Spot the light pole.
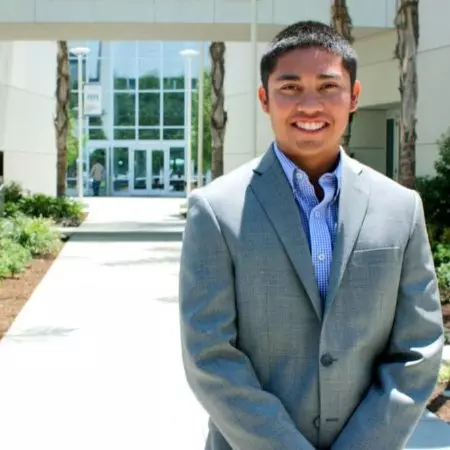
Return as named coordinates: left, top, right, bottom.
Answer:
left=180, top=48, right=199, bottom=197
left=70, top=46, right=90, bottom=199
left=197, top=43, right=205, bottom=187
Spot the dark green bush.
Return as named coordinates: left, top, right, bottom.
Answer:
left=2, top=184, right=84, bottom=226
left=3, top=181, right=23, bottom=204
left=416, top=131, right=450, bottom=237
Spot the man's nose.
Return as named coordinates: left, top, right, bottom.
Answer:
left=296, top=92, right=324, bottom=114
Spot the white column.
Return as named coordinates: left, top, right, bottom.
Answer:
left=250, top=0, right=258, bottom=158
left=77, top=54, right=84, bottom=198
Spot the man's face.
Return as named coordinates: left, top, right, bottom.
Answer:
left=258, top=46, right=360, bottom=161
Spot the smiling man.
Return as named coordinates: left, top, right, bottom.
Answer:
left=179, top=21, right=444, bottom=450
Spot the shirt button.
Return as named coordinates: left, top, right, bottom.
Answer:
left=318, top=253, right=326, bottom=261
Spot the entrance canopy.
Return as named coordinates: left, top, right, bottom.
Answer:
left=1, top=0, right=396, bottom=40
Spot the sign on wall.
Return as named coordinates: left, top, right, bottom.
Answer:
left=84, top=83, right=102, bottom=116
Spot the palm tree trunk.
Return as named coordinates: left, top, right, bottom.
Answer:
left=209, top=42, right=227, bottom=179
left=55, top=41, right=71, bottom=197
left=331, top=0, right=355, bottom=151
left=395, top=0, right=419, bottom=189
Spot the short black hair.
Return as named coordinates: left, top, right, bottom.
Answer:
left=260, top=20, right=358, bottom=91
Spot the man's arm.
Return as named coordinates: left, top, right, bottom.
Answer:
left=332, top=191, right=444, bottom=450
left=179, top=190, right=315, bottom=450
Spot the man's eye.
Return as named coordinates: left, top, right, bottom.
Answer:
left=281, top=84, right=300, bottom=92
left=322, top=83, right=339, bottom=90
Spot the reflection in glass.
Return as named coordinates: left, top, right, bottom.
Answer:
left=139, top=128, right=160, bottom=140
left=114, top=128, right=135, bottom=140
left=152, top=150, right=165, bottom=190
left=133, top=149, right=147, bottom=190
left=113, top=147, right=129, bottom=192
left=138, top=42, right=161, bottom=58
left=138, top=59, right=160, bottom=90
left=163, top=92, right=184, bottom=126
left=139, top=93, right=160, bottom=126
left=89, top=128, right=108, bottom=140
left=114, top=92, right=136, bottom=126
left=170, top=147, right=185, bottom=192
left=69, top=59, right=87, bottom=90
left=163, top=57, right=185, bottom=90
left=113, top=53, right=136, bottom=89
left=112, top=41, right=137, bottom=58
left=163, top=128, right=184, bottom=140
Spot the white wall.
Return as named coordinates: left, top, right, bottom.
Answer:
left=223, top=42, right=273, bottom=173
left=0, top=41, right=57, bottom=195
left=415, top=0, right=450, bottom=176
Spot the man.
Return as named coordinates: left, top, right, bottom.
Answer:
left=179, top=21, right=444, bottom=450
left=90, top=159, right=104, bottom=196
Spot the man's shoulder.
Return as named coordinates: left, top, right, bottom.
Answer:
left=193, top=156, right=262, bottom=205
left=357, top=159, right=416, bottom=200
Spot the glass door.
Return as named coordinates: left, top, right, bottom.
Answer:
left=87, top=147, right=107, bottom=196
left=150, top=148, right=166, bottom=193
left=112, top=147, right=130, bottom=195
left=132, top=149, right=148, bottom=192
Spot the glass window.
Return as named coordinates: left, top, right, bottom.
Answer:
left=112, top=41, right=137, bottom=58
left=138, top=128, right=160, bottom=140
left=138, top=59, right=160, bottom=90
left=113, top=50, right=136, bottom=90
left=163, top=128, right=184, bottom=140
left=163, top=92, right=184, bottom=126
left=139, top=93, right=160, bottom=126
left=114, top=92, right=136, bottom=126
left=70, top=92, right=78, bottom=112
left=114, top=128, right=136, bottom=140
left=89, top=128, right=108, bottom=140
left=138, top=42, right=161, bottom=58
left=163, top=57, right=185, bottom=90
left=69, top=59, right=86, bottom=90
left=89, top=116, right=102, bottom=126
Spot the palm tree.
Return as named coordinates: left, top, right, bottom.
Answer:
left=331, top=0, right=355, bottom=151
left=209, top=42, right=227, bottom=179
left=54, top=41, right=71, bottom=197
left=395, top=0, right=419, bottom=189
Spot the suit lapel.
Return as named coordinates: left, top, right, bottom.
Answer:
left=325, top=153, right=370, bottom=314
left=250, top=148, right=323, bottom=320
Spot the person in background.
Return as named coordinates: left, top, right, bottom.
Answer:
left=90, top=160, right=104, bottom=196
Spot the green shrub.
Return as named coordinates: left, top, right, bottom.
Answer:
left=416, top=131, right=450, bottom=234
left=3, top=181, right=23, bottom=203
left=0, top=238, right=31, bottom=279
left=4, top=192, right=84, bottom=226
left=10, top=215, right=62, bottom=257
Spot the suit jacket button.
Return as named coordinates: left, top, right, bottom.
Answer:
left=320, top=353, right=335, bottom=367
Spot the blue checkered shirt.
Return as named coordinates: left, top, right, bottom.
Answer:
left=273, top=143, right=341, bottom=303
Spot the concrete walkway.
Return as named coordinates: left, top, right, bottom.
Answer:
left=0, top=197, right=449, bottom=449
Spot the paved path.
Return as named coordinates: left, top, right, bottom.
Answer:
left=0, top=197, right=449, bottom=449
left=0, top=198, right=208, bottom=449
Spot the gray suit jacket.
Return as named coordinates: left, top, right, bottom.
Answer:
left=179, top=148, right=444, bottom=450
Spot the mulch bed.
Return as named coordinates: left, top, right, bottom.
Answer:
left=0, top=212, right=88, bottom=340
left=427, top=302, right=450, bottom=422
left=0, top=254, right=58, bottom=339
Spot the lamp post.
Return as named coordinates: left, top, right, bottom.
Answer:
left=70, top=46, right=90, bottom=199
left=180, top=48, right=199, bottom=197
left=197, top=43, right=205, bottom=188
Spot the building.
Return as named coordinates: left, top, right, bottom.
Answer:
left=65, top=40, right=209, bottom=197
left=0, top=0, right=446, bottom=197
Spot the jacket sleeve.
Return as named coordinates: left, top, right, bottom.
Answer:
left=332, top=191, right=444, bottom=450
left=179, top=190, right=315, bottom=450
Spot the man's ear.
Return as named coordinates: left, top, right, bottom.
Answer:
left=350, top=80, right=361, bottom=113
left=258, top=86, right=269, bottom=113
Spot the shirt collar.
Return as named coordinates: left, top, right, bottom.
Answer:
left=272, top=141, right=342, bottom=198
